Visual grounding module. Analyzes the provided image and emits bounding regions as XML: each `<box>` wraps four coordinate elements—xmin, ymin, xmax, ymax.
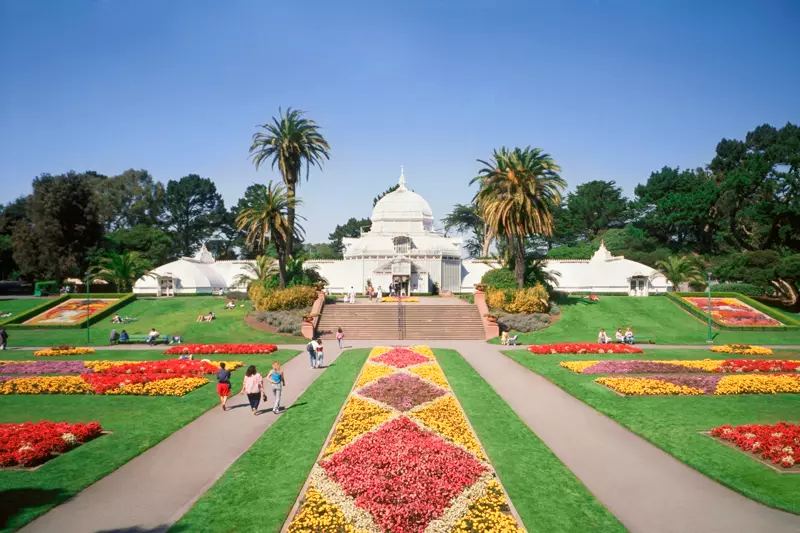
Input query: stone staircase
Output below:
<box><xmin>315</xmin><ymin>303</ymin><xmax>485</xmax><ymax>340</ymax></box>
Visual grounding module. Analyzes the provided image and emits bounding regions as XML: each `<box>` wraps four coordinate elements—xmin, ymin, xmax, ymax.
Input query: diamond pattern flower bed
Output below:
<box><xmin>286</xmin><ymin>346</ymin><xmax>524</xmax><ymax>532</ymax></box>
<box><xmin>359</xmin><ymin>373</ymin><xmax>447</xmax><ymax>411</ymax></box>
<box><xmin>561</xmin><ymin>359</ymin><xmax>800</xmax><ymax>375</ymax></box>
<box><xmin>0</xmin><ymin>421</ymin><xmax>103</xmax><ymax>468</ymax></box>
<box><xmin>596</xmin><ymin>374</ymin><xmax>800</xmax><ymax>395</ymax></box>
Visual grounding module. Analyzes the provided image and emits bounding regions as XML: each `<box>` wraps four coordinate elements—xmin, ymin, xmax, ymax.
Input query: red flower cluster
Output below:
<box><xmin>0</xmin><ymin>421</ymin><xmax>103</xmax><ymax>467</ymax></box>
<box><xmin>162</xmin><ymin>343</ymin><xmax>278</xmax><ymax>355</ymax></box>
<box><xmin>528</xmin><ymin>343</ymin><xmax>643</xmax><ymax>355</ymax></box>
<box><xmin>96</xmin><ymin>360</ymin><xmax>220</xmax><ymax>376</ymax></box>
<box><xmin>373</xmin><ymin>348</ymin><xmax>431</xmax><ymax>368</ymax></box>
<box><xmin>322</xmin><ymin>417</ymin><xmax>487</xmax><ymax>532</ymax></box>
<box><xmin>81</xmin><ymin>373</ymin><xmax>167</xmax><ymax>394</ymax></box>
<box><xmin>716</xmin><ymin>360</ymin><xmax>800</xmax><ymax>373</ymax></box>
<box><xmin>711</xmin><ymin>422</ymin><xmax>799</xmax><ymax>468</ymax></box>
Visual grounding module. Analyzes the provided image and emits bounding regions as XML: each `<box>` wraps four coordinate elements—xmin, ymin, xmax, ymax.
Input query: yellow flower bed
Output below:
<box><xmin>0</xmin><ymin>376</ymin><xmax>94</xmax><ymax>395</ymax></box>
<box><xmin>409</xmin><ymin>345</ymin><xmax>435</xmax><ymax>359</ymax></box>
<box><xmin>409</xmin><ymin>363</ymin><xmax>450</xmax><ymax>389</ymax></box>
<box><xmin>324</xmin><ymin>397</ymin><xmax>392</xmax><ymax>456</ymax></box>
<box><xmin>81</xmin><ymin>360</ymin><xmax>244</xmax><ymax>372</ymax></box>
<box><xmin>710</xmin><ymin>344</ymin><xmax>773</xmax><ymax>356</ymax></box>
<box><xmin>355</xmin><ymin>364</ymin><xmax>394</xmax><ymax>388</ymax></box>
<box><xmin>715</xmin><ymin>375</ymin><xmax>800</xmax><ymax>395</ymax></box>
<box><xmin>33</xmin><ymin>348</ymin><xmax>95</xmax><ymax>357</ymax></box>
<box><xmin>411</xmin><ymin>396</ymin><xmax>484</xmax><ymax>459</ymax></box>
<box><xmin>288</xmin><ymin>487</ymin><xmax>360</xmax><ymax>533</ymax></box>
<box><xmin>559</xmin><ymin>361</ymin><xmax>601</xmax><ymax>373</ymax></box>
<box><xmin>368</xmin><ymin>346</ymin><xmax>392</xmax><ymax>359</ymax></box>
<box><xmin>454</xmin><ymin>481</ymin><xmax>523</xmax><ymax>533</ymax></box>
<box><xmin>380</xmin><ymin>297</ymin><xmax>420</xmax><ymax>302</ymax></box>
<box><xmin>595</xmin><ymin>377</ymin><xmax>704</xmax><ymax>396</ymax></box>
<box><xmin>107</xmin><ymin>377</ymin><xmax>208</xmax><ymax>396</ymax></box>
<box><xmin>671</xmin><ymin>359</ymin><xmax>723</xmax><ymax>371</ymax></box>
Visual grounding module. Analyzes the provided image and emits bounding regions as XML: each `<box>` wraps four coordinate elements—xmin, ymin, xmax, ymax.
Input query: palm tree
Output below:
<box><xmin>655</xmin><ymin>255</ymin><xmax>704</xmax><ymax>291</ymax></box>
<box><xmin>90</xmin><ymin>251</ymin><xmax>153</xmax><ymax>292</ymax></box>
<box><xmin>442</xmin><ymin>203</ymin><xmax>490</xmax><ymax>258</ymax></box>
<box><xmin>235</xmin><ymin>182</ymin><xmax>304</xmax><ymax>288</ymax></box>
<box><xmin>249</xmin><ymin>107</ymin><xmax>330</xmax><ymax>264</ymax></box>
<box><xmin>472</xmin><ymin>147</ymin><xmax>566</xmax><ymax>288</ymax></box>
<box><xmin>232</xmin><ymin>255</ymin><xmax>278</xmax><ymax>289</ymax></box>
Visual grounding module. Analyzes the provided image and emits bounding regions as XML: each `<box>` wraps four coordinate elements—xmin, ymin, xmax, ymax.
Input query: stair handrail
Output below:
<box><xmin>397</xmin><ymin>296</ymin><xmax>405</xmax><ymax>339</ymax></box>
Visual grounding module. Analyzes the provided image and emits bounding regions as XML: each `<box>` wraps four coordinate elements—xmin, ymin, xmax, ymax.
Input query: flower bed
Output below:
<box><xmin>596</xmin><ymin>374</ymin><xmax>800</xmax><ymax>396</ymax></box>
<box><xmin>380</xmin><ymin>297</ymin><xmax>420</xmax><ymax>303</ymax></box>
<box><xmin>710</xmin><ymin>344</ymin><xmax>773</xmax><ymax>356</ymax></box>
<box><xmin>0</xmin><ymin>421</ymin><xmax>103</xmax><ymax>467</ymax></box>
<box><xmin>711</xmin><ymin>422</ymin><xmax>800</xmax><ymax>469</ymax></box>
<box><xmin>528</xmin><ymin>343</ymin><xmax>642</xmax><ymax>355</ymax></box>
<box><xmin>0</xmin><ymin>359</ymin><xmax>242</xmax><ymax>376</ymax></box>
<box><xmin>33</xmin><ymin>348</ymin><xmax>95</xmax><ymax>357</ymax></box>
<box><xmin>287</xmin><ymin>346</ymin><xmax>523</xmax><ymax>532</ymax></box>
<box><xmin>682</xmin><ymin>297</ymin><xmax>783</xmax><ymax>327</ymax></box>
<box><xmin>162</xmin><ymin>343</ymin><xmax>278</xmax><ymax>355</ymax></box>
<box><xmin>560</xmin><ymin>359</ymin><xmax>800</xmax><ymax>374</ymax></box>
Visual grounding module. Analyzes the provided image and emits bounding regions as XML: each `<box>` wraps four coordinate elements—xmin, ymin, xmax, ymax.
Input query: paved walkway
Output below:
<box><xmin>21</xmin><ymin>345</ymin><xmax>341</xmax><ymax>533</ymax></box>
<box><xmin>438</xmin><ymin>341</ymin><xmax>800</xmax><ymax>533</ymax></box>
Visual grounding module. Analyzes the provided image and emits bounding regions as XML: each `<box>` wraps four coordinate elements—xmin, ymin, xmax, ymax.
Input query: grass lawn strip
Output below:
<box><xmin>171</xmin><ymin>348</ymin><xmax>368</xmax><ymax>533</ymax></box>
<box><xmin>0</xmin><ymin>349</ymin><xmax>299</xmax><ymax>533</ymax></box>
<box><xmin>435</xmin><ymin>348</ymin><xmax>625</xmax><ymax>533</ymax></box>
<box><xmin>286</xmin><ymin>346</ymin><xmax>525</xmax><ymax>533</ymax></box>
<box><xmin>503</xmin><ymin>348</ymin><xmax>800</xmax><ymax>514</ymax></box>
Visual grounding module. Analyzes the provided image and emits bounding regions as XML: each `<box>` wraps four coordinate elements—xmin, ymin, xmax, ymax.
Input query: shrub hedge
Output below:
<box><xmin>249</xmin><ymin>285</ymin><xmax>318</xmax><ymax>311</ymax></box>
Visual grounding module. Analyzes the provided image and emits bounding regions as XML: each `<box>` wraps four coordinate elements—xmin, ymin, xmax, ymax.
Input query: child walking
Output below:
<box><xmin>267</xmin><ymin>361</ymin><xmax>286</xmax><ymax>413</ymax></box>
<box><xmin>336</xmin><ymin>327</ymin><xmax>344</xmax><ymax>349</ymax></box>
<box><xmin>241</xmin><ymin>365</ymin><xmax>265</xmax><ymax>415</ymax></box>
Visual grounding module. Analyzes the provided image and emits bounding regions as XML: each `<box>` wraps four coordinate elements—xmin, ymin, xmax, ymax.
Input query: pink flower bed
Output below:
<box><xmin>373</xmin><ymin>348</ymin><xmax>431</xmax><ymax>368</ymax></box>
<box><xmin>359</xmin><ymin>373</ymin><xmax>446</xmax><ymax>411</ymax></box>
<box><xmin>683</xmin><ymin>297</ymin><xmax>783</xmax><ymax>327</ymax></box>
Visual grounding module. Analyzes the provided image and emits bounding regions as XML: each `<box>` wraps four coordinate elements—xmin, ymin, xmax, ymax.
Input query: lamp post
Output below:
<box><xmin>706</xmin><ymin>270</ymin><xmax>713</xmax><ymax>344</ymax></box>
<box><xmin>85</xmin><ymin>274</ymin><xmax>93</xmax><ymax>345</ymax></box>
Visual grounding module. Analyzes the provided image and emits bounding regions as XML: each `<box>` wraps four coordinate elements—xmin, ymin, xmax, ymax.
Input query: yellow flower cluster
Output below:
<box><xmin>368</xmin><ymin>346</ymin><xmax>392</xmax><ymax>359</ymax></box>
<box><xmin>107</xmin><ymin>377</ymin><xmax>208</xmax><ymax>396</ymax></box>
<box><xmin>595</xmin><ymin>377</ymin><xmax>704</xmax><ymax>396</ymax></box>
<box><xmin>0</xmin><ymin>376</ymin><xmax>94</xmax><ymax>395</ymax></box>
<box><xmin>380</xmin><ymin>297</ymin><xmax>420</xmax><ymax>302</ymax></box>
<box><xmin>355</xmin><ymin>364</ymin><xmax>394</xmax><ymax>387</ymax></box>
<box><xmin>411</xmin><ymin>396</ymin><xmax>484</xmax><ymax>459</ymax></box>
<box><xmin>671</xmin><ymin>359</ymin><xmax>723</xmax><ymax>371</ymax></box>
<box><xmin>83</xmin><ymin>360</ymin><xmax>138</xmax><ymax>372</ymax></box>
<box><xmin>715</xmin><ymin>375</ymin><xmax>800</xmax><ymax>395</ymax></box>
<box><xmin>559</xmin><ymin>361</ymin><xmax>601</xmax><ymax>373</ymax></box>
<box><xmin>710</xmin><ymin>344</ymin><xmax>774</xmax><ymax>356</ymax></box>
<box><xmin>408</xmin><ymin>345</ymin><xmax>435</xmax><ymax>359</ymax></box>
<box><xmin>33</xmin><ymin>348</ymin><xmax>95</xmax><ymax>357</ymax></box>
<box><xmin>454</xmin><ymin>481</ymin><xmax>523</xmax><ymax>533</ymax></box>
<box><xmin>409</xmin><ymin>363</ymin><xmax>450</xmax><ymax>389</ymax></box>
<box><xmin>288</xmin><ymin>487</ymin><xmax>359</xmax><ymax>532</ymax></box>
<box><xmin>205</xmin><ymin>361</ymin><xmax>244</xmax><ymax>370</ymax></box>
<box><xmin>325</xmin><ymin>397</ymin><xmax>392</xmax><ymax>455</ymax></box>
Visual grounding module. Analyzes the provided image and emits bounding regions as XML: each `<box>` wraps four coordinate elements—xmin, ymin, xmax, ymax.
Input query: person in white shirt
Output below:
<box><xmin>146</xmin><ymin>328</ymin><xmax>160</xmax><ymax>345</ymax></box>
<box><xmin>615</xmin><ymin>329</ymin><xmax>624</xmax><ymax>343</ymax></box>
<box><xmin>348</xmin><ymin>286</ymin><xmax>356</xmax><ymax>304</ymax></box>
<box><xmin>598</xmin><ymin>329</ymin><xmax>609</xmax><ymax>344</ymax></box>
<box><xmin>307</xmin><ymin>339</ymin><xmax>320</xmax><ymax>368</ymax></box>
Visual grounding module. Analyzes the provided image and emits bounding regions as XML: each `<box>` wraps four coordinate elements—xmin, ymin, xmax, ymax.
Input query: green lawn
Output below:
<box><xmin>493</xmin><ymin>296</ymin><xmax>800</xmax><ymax>345</ymax></box>
<box><xmin>6</xmin><ymin>297</ymin><xmax>305</xmax><ymax>347</ymax></box>
<box><xmin>0</xmin><ymin>298</ymin><xmax>56</xmax><ymax>324</ymax></box>
<box><xmin>435</xmin><ymin>349</ymin><xmax>625</xmax><ymax>532</ymax></box>
<box><xmin>502</xmin><ymin>348</ymin><xmax>800</xmax><ymax>514</ymax></box>
<box><xmin>0</xmin><ymin>348</ymin><xmax>300</xmax><ymax>532</ymax></box>
<box><xmin>173</xmin><ymin>348</ymin><xmax>368</xmax><ymax>533</ymax></box>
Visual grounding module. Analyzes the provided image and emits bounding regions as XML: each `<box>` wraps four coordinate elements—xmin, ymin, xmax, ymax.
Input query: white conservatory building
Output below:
<box><xmin>133</xmin><ymin>169</ymin><xmax>671</xmax><ymax>297</ymax></box>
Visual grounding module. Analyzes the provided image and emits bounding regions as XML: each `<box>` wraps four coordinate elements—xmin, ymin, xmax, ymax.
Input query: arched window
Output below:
<box><xmin>394</xmin><ymin>236</ymin><xmax>410</xmax><ymax>254</ymax></box>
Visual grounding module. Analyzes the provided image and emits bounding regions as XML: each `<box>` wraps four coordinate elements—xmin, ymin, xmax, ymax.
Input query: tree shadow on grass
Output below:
<box><xmin>0</xmin><ymin>488</ymin><xmax>66</xmax><ymax>529</ymax></box>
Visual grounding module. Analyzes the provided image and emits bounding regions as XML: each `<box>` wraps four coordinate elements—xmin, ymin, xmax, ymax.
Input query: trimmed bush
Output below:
<box><xmin>498</xmin><ymin>313</ymin><xmax>551</xmax><ymax>333</ymax></box>
<box><xmin>481</xmin><ymin>268</ymin><xmax>517</xmax><ymax>290</ymax></box>
<box><xmin>252</xmin><ymin>310</ymin><xmax>304</xmax><ymax>335</ymax></box>
<box><xmin>487</xmin><ymin>284</ymin><xmax>550</xmax><ymax>314</ymax></box>
<box><xmin>710</xmin><ymin>283</ymin><xmax>766</xmax><ymax>298</ymax></box>
<box><xmin>249</xmin><ymin>285</ymin><xmax>317</xmax><ymax>311</ymax></box>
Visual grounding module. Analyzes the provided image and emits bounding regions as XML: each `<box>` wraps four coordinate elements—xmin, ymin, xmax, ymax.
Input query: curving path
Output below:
<box><xmin>20</xmin><ymin>344</ymin><xmax>337</xmax><ymax>533</ymax></box>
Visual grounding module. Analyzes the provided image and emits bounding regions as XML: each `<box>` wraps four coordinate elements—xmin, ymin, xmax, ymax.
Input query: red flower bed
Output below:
<box><xmin>322</xmin><ymin>417</ymin><xmax>487</xmax><ymax>532</ymax></box>
<box><xmin>162</xmin><ymin>343</ymin><xmax>278</xmax><ymax>355</ymax></box>
<box><xmin>373</xmin><ymin>347</ymin><xmax>430</xmax><ymax>368</ymax></box>
<box><xmin>528</xmin><ymin>343</ymin><xmax>643</xmax><ymax>355</ymax></box>
<box><xmin>96</xmin><ymin>360</ymin><xmax>220</xmax><ymax>375</ymax></box>
<box><xmin>711</xmin><ymin>422</ymin><xmax>800</xmax><ymax>468</ymax></box>
<box><xmin>82</xmin><ymin>373</ymin><xmax>162</xmax><ymax>394</ymax></box>
<box><xmin>684</xmin><ymin>297</ymin><xmax>782</xmax><ymax>327</ymax></box>
<box><xmin>0</xmin><ymin>421</ymin><xmax>103</xmax><ymax>467</ymax></box>
<box><xmin>716</xmin><ymin>359</ymin><xmax>800</xmax><ymax>373</ymax></box>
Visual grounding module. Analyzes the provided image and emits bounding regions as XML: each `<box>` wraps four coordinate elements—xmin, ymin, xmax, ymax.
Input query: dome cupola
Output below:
<box><xmin>370</xmin><ymin>168</ymin><xmax>434</xmax><ymax>235</ymax></box>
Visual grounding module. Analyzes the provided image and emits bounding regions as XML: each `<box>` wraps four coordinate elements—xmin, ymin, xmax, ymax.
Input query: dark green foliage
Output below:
<box><xmin>328</xmin><ymin>217</ymin><xmax>371</xmax><ymax>256</ymax></box>
<box><xmin>715</xmin><ymin>251</ymin><xmax>800</xmax><ymax>304</ymax></box>
<box><xmin>711</xmin><ymin>283</ymin><xmax>766</xmax><ymax>297</ymax></box>
<box><xmin>161</xmin><ymin>174</ymin><xmax>226</xmax><ymax>257</ymax></box>
<box><xmin>90</xmin><ymin>169</ymin><xmax>165</xmax><ymax>231</ymax></box>
<box><xmin>442</xmin><ymin>203</ymin><xmax>485</xmax><ymax>258</ymax></box>
<box><xmin>481</xmin><ymin>267</ymin><xmax>517</xmax><ymax>290</ymax></box>
<box><xmin>564</xmin><ymin>180</ymin><xmax>629</xmax><ymax>239</ymax></box>
<box><xmin>105</xmin><ymin>225</ymin><xmax>173</xmax><ymax>266</ymax></box>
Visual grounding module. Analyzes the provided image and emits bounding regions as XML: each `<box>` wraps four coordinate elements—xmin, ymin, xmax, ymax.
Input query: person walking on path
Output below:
<box><xmin>240</xmin><ymin>365</ymin><xmax>265</xmax><ymax>415</ymax></box>
<box><xmin>0</xmin><ymin>328</ymin><xmax>7</xmax><ymax>350</ymax></box>
<box><xmin>216</xmin><ymin>362</ymin><xmax>232</xmax><ymax>411</ymax></box>
<box><xmin>376</xmin><ymin>286</ymin><xmax>382</xmax><ymax>302</ymax></box>
<box><xmin>307</xmin><ymin>339</ymin><xmax>320</xmax><ymax>369</ymax></box>
<box><xmin>336</xmin><ymin>327</ymin><xmax>344</xmax><ymax>349</ymax></box>
<box><xmin>315</xmin><ymin>339</ymin><xmax>324</xmax><ymax>368</ymax></box>
<box><xmin>267</xmin><ymin>361</ymin><xmax>286</xmax><ymax>413</ymax></box>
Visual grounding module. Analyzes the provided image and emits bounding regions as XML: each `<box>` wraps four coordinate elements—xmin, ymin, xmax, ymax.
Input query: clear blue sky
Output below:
<box><xmin>1</xmin><ymin>0</ymin><xmax>798</xmax><ymax>242</ymax></box>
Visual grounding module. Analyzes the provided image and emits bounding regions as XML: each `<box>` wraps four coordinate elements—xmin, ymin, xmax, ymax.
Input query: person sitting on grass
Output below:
<box><xmin>120</xmin><ymin>329</ymin><xmax>129</xmax><ymax>343</ymax></box>
<box><xmin>146</xmin><ymin>328</ymin><xmax>160</xmax><ymax>345</ymax></box>
<box><xmin>178</xmin><ymin>353</ymin><xmax>194</xmax><ymax>360</ymax></box>
<box><xmin>615</xmin><ymin>328</ymin><xmax>624</xmax><ymax>343</ymax></box>
<box><xmin>624</xmin><ymin>327</ymin><xmax>635</xmax><ymax>344</ymax></box>
<box><xmin>598</xmin><ymin>328</ymin><xmax>609</xmax><ymax>344</ymax></box>
<box><xmin>225</xmin><ymin>300</ymin><xmax>235</xmax><ymax>310</ymax></box>
<box><xmin>203</xmin><ymin>311</ymin><xmax>215</xmax><ymax>322</ymax></box>
<box><xmin>111</xmin><ymin>314</ymin><xmax>122</xmax><ymax>324</ymax></box>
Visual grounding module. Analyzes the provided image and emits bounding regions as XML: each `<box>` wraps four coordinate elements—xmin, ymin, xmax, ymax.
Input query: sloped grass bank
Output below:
<box><xmin>503</xmin><ymin>349</ymin><xmax>800</xmax><ymax>514</ymax></box>
<box><xmin>435</xmin><ymin>348</ymin><xmax>626</xmax><ymax>532</ymax></box>
<box><xmin>0</xmin><ymin>349</ymin><xmax>300</xmax><ymax>532</ymax></box>
<box><xmin>172</xmin><ymin>349</ymin><xmax>369</xmax><ymax>533</ymax></box>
